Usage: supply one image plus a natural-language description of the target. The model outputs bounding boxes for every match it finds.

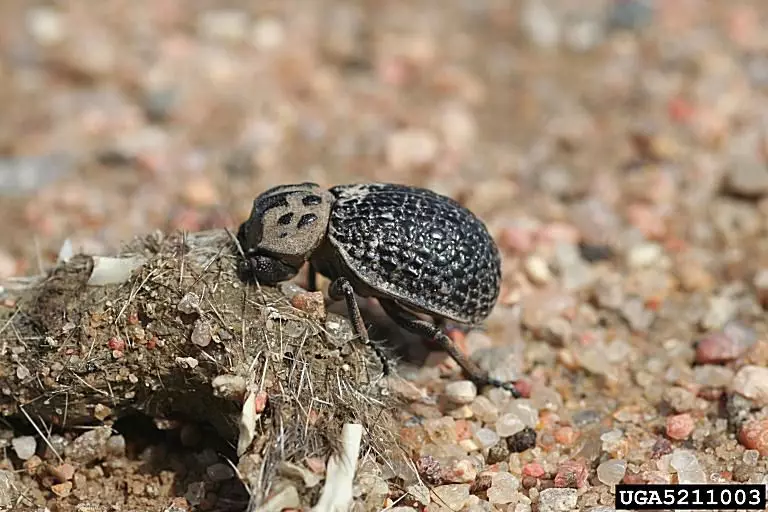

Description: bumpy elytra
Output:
[236,182,519,396]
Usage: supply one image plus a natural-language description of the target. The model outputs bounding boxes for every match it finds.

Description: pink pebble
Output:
[666,413,695,441]
[536,222,580,245]
[522,462,545,478]
[739,419,768,456]
[695,332,746,364]
[554,459,588,488]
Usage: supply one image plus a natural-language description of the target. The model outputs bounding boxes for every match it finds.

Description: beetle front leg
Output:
[307,262,318,292]
[328,277,391,376]
[379,299,521,398]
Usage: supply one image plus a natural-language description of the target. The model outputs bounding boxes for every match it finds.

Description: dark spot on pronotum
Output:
[256,192,290,216]
[279,232,289,238]
[278,213,294,225]
[297,213,318,229]
[302,194,323,206]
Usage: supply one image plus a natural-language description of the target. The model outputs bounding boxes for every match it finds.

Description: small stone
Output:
[93,403,112,421]
[725,157,768,197]
[417,455,442,485]
[626,243,663,268]
[191,319,212,347]
[486,442,510,464]
[441,459,477,484]
[49,463,76,482]
[743,449,760,465]
[206,463,235,482]
[666,413,695,440]
[596,459,626,486]
[177,293,200,314]
[524,256,552,285]
[539,488,578,512]
[670,449,706,483]
[495,413,526,437]
[444,380,477,405]
[554,459,588,488]
[732,365,768,405]
[65,426,112,464]
[51,481,72,497]
[431,484,470,510]
[470,396,499,423]
[290,291,326,321]
[662,387,699,413]
[739,419,768,455]
[701,296,737,330]
[507,427,537,453]
[522,462,545,478]
[696,331,752,364]
[12,436,37,460]
[106,435,126,456]
[474,428,500,450]
[487,472,520,504]
[505,400,539,428]
[258,484,300,512]
[424,417,457,444]
[694,365,735,388]
[198,9,249,42]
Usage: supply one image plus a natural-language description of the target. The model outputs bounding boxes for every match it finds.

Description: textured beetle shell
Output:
[323,183,502,325]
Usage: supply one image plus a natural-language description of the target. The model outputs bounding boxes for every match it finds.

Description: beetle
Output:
[236,182,520,397]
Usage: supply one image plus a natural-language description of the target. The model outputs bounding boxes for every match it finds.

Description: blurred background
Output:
[0,0,765,281]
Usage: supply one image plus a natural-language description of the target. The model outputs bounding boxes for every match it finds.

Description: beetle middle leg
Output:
[328,277,391,376]
[379,299,521,398]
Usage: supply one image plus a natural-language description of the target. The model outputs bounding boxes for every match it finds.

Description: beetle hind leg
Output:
[328,277,392,376]
[379,299,521,398]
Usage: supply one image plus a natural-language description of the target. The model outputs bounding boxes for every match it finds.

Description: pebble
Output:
[701,296,737,331]
[444,380,477,405]
[474,428,501,450]
[524,255,552,285]
[695,329,753,364]
[507,427,537,453]
[441,459,477,484]
[177,292,200,314]
[725,156,768,197]
[64,426,112,464]
[694,365,734,388]
[554,459,588,488]
[424,417,457,444]
[626,242,663,268]
[470,396,499,423]
[206,463,235,482]
[486,442,510,464]
[190,319,212,347]
[198,9,249,42]
[538,488,578,512]
[521,0,561,49]
[106,435,126,456]
[487,472,520,504]
[731,365,768,405]
[12,436,37,460]
[666,413,695,440]
[495,413,526,437]
[290,291,326,321]
[51,481,73,497]
[0,250,16,280]
[596,459,627,486]
[738,419,768,455]
[662,387,698,413]
[670,450,707,484]
[505,400,539,428]
[431,484,470,510]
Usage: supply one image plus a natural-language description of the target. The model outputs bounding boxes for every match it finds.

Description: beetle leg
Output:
[307,262,318,292]
[379,299,520,398]
[328,277,391,376]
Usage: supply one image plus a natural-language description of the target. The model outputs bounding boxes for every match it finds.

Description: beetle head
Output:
[237,182,334,284]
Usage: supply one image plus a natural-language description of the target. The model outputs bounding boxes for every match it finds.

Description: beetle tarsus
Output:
[379,299,520,397]
[330,277,392,376]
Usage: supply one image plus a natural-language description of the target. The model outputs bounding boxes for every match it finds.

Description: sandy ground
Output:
[2,0,768,511]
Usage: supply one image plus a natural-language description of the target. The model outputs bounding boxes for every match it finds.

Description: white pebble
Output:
[505,399,539,428]
[487,472,520,504]
[596,459,627,486]
[524,255,552,285]
[539,488,578,512]
[732,365,768,406]
[495,413,526,437]
[12,436,37,460]
[444,380,477,405]
[386,128,439,171]
[473,428,500,449]
[626,242,663,268]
